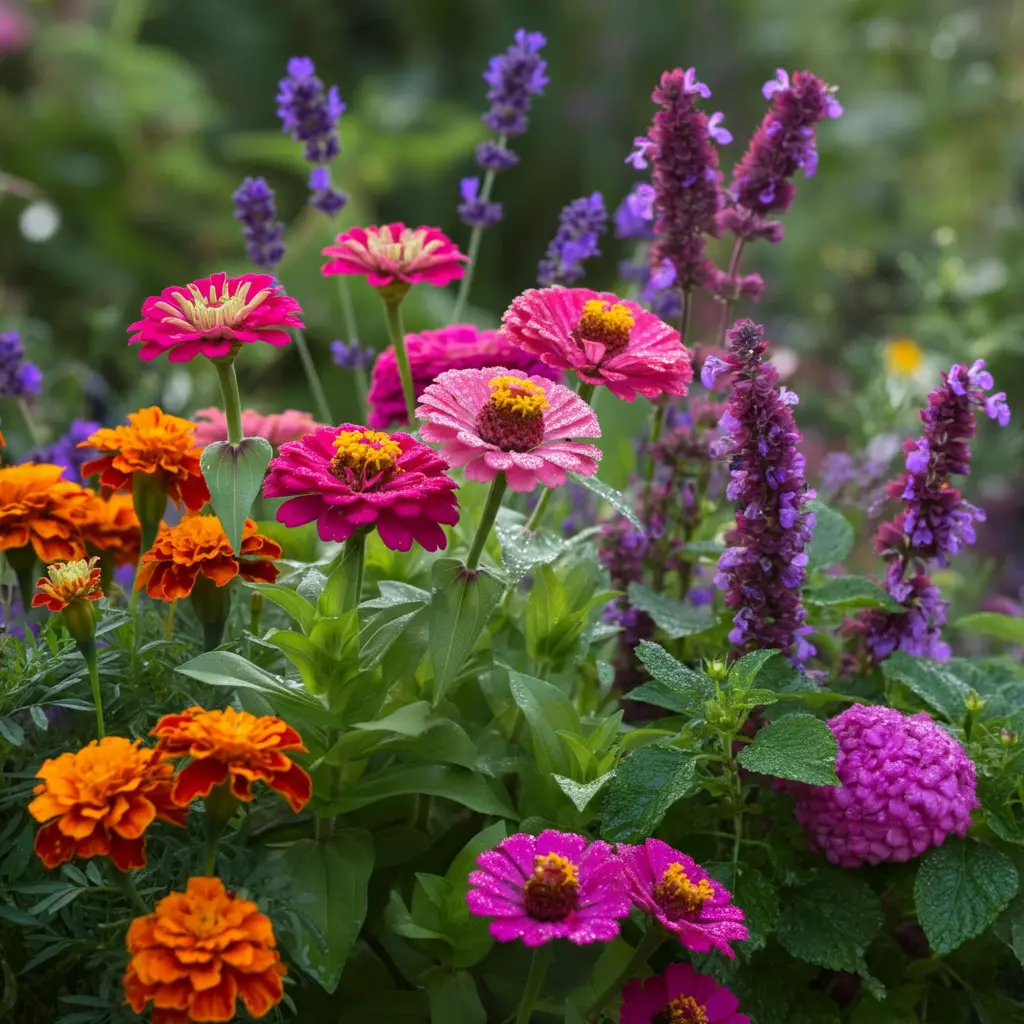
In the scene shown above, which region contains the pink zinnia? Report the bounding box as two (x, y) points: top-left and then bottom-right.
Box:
(321, 223), (469, 289)
(620, 963), (750, 1024)
(416, 367), (601, 492)
(466, 830), (630, 947)
(128, 272), (303, 363)
(367, 323), (559, 429)
(501, 287), (693, 401)
(619, 839), (748, 958)
(262, 424), (459, 551)
(192, 408), (322, 448)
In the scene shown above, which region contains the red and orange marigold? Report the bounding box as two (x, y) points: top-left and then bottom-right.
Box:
(151, 707), (311, 813)
(32, 556), (103, 612)
(123, 876), (286, 1024)
(0, 463), (92, 563)
(28, 737), (186, 872)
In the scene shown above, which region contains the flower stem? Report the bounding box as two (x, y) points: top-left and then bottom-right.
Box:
(79, 637), (104, 739)
(585, 927), (665, 1021)
(204, 828), (221, 877)
(717, 237), (746, 347)
(466, 474), (508, 570)
(293, 327), (334, 426)
(213, 358), (244, 445)
(115, 869), (149, 916)
(381, 298), (417, 427)
(514, 944), (552, 1024)
(323, 527), (367, 612)
(16, 397), (43, 447)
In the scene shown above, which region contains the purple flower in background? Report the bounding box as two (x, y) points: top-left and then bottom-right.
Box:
(614, 183), (655, 240)
(308, 166), (347, 216)
(537, 192), (608, 287)
(458, 177), (503, 229)
(475, 140), (520, 172)
(0, 332), (42, 399)
(330, 339), (376, 371)
(711, 320), (816, 664)
(232, 177), (286, 270)
(481, 29), (549, 138)
(860, 570), (950, 662)
(25, 418), (101, 485)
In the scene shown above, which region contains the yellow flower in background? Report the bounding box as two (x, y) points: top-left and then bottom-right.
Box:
(884, 338), (925, 378)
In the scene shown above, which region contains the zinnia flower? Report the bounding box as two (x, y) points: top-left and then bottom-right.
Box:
(787, 704), (978, 868)
(78, 491), (142, 567)
(0, 463), (92, 563)
(621, 963), (750, 1024)
(80, 407), (210, 512)
(322, 223), (469, 290)
(366, 323), (558, 429)
(151, 706), (311, 813)
(28, 737), (186, 871)
(32, 556), (102, 612)
(466, 830), (630, 946)
(136, 516), (281, 602)
(416, 367), (602, 492)
(191, 407), (322, 448)
(263, 425), (460, 551)
(128, 272), (304, 363)
(501, 287), (693, 402)
(619, 839), (748, 957)
(124, 876), (286, 1023)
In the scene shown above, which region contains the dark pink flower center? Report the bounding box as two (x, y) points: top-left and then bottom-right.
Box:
(521, 852), (579, 921)
(475, 375), (548, 452)
(571, 299), (635, 359)
(653, 996), (710, 1024)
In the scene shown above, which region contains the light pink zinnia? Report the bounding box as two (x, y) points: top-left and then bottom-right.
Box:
(367, 323), (560, 429)
(321, 223), (469, 289)
(128, 272), (303, 363)
(192, 408), (322, 448)
(262, 424), (459, 551)
(619, 839), (748, 958)
(416, 367), (602, 492)
(620, 963), (750, 1024)
(501, 286), (693, 402)
(466, 830), (630, 947)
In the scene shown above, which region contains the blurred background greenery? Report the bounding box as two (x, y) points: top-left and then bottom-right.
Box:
(1, 0), (1022, 597)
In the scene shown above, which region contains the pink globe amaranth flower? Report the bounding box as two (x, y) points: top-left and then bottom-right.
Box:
(466, 829), (630, 947)
(619, 839), (748, 958)
(501, 286), (693, 402)
(416, 367), (602, 493)
(262, 424), (460, 551)
(192, 408), (322, 448)
(321, 223), (469, 289)
(128, 273), (303, 363)
(788, 704), (979, 869)
(367, 323), (560, 429)
(621, 962), (750, 1024)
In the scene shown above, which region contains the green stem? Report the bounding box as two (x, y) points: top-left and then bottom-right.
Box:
(204, 822), (224, 877)
(514, 944), (552, 1024)
(164, 599), (177, 639)
(720, 732), (743, 882)
(381, 299), (417, 427)
(585, 927), (665, 1021)
(717, 237), (746, 347)
(16, 398), (43, 447)
(115, 869), (150, 915)
(79, 638), (104, 739)
(315, 814), (335, 842)
(293, 327), (334, 426)
(213, 359), (244, 445)
(466, 474), (508, 570)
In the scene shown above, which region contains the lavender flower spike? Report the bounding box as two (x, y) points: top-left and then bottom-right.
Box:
(0, 331), (42, 399)
(537, 192), (608, 287)
(481, 29), (549, 138)
(458, 177), (503, 229)
(232, 177), (286, 270)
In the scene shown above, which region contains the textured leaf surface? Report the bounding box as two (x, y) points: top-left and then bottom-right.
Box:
(737, 713), (839, 786)
(953, 612), (1024, 645)
(808, 575), (905, 612)
(628, 583), (716, 639)
(200, 436), (272, 555)
(881, 651), (971, 722)
(706, 863), (779, 953)
(728, 649), (781, 691)
(636, 641), (714, 706)
(552, 771), (616, 812)
(807, 500), (853, 569)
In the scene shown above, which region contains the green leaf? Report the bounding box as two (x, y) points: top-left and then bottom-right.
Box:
(0, 717), (25, 747)
(705, 863), (779, 953)
(424, 969), (486, 1024)
(568, 472), (643, 532)
(635, 640), (714, 708)
(914, 839), (1020, 955)
(807, 576), (905, 612)
(807, 500), (854, 569)
(525, 563), (570, 663)
(628, 582), (716, 639)
(600, 745), (700, 842)
(728, 649), (781, 691)
(552, 771), (616, 812)
(508, 670), (580, 777)
(737, 713), (840, 786)
(318, 535), (367, 618)
(428, 558), (504, 706)
(495, 511), (567, 585)
(244, 581), (317, 634)
(881, 651), (971, 722)
(281, 830), (374, 993)
(953, 612), (1024, 645)
(200, 437), (273, 555)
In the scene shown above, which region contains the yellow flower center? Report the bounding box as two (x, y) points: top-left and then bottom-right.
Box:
(521, 853), (580, 921)
(653, 863), (715, 918)
(487, 376), (549, 417)
(573, 299), (635, 358)
(884, 338), (925, 377)
(366, 225), (442, 268)
(41, 557), (101, 602)
(154, 280), (273, 335)
(330, 429), (402, 482)
(476, 376), (549, 451)
(653, 996), (710, 1024)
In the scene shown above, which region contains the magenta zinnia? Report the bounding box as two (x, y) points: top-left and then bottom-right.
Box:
(466, 830), (630, 946)
(621, 963), (750, 1024)
(128, 272), (303, 363)
(619, 839), (748, 957)
(262, 424), (459, 551)
(192, 407), (322, 448)
(417, 367), (601, 492)
(501, 287), (693, 401)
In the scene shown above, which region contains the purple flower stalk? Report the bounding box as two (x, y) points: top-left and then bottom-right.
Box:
(537, 192), (608, 286)
(614, 183), (655, 241)
(481, 29), (549, 139)
(25, 418), (100, 485)
(709, 320), (816, 664)
(330, 339), (376, 371)
(475, 140), (520, 172)
(458, 177), (503, 229)
(232, 177), (286, 270)
(0, 331), (42, 399)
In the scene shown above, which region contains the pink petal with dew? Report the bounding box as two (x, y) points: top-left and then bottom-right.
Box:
(277, 494), (329, 528)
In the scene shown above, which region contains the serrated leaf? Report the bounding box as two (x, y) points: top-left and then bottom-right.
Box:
(728, 649), (781, 690)
(552, 771), (616, 812)
(807, 500), (853, 569)
(737, 713), (839, 785)
(953, 612), (1024, 645)
(808, 576), (905, 612)
(200, 436), (273, 554)
(568, 472), (643, 532)
(628, 582), (716, 639)
(635, 640), (715, 707)
(881, 651), (971, 722)
(706, 863), (779, 953)
(914, 839), (1019, 955)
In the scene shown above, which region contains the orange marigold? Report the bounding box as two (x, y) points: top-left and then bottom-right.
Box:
(79, 406), (210, 512)
(123, 876), (286, 1024)
(79, 490), (142, 566)
(136, 516), (281, 602)
(28, 737), (187, 872)
(151, 707), (311, 813)
(32, 556), (103, 612)
(0, 463), (92, 562)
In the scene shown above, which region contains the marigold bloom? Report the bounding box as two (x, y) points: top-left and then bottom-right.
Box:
(79, 491), (142, 567)
(501, 287), (693, 402)
(124, 876), (286, 1024)
(466, 830), (630, 946)
(128, 272), (303, 363)
(0, 463), (92, 562)
(191, 407), (322, 448)
(28, 737), (185, 872)
(417, 367), (602, 492)
(621, 962), (750, 1024)
(32, 556), (102, 612)
(136, 516), (281, 602)
(80, 407), (210, 512)
(322, 223), (469, 289)
(263, 424), (460, 551)
(151, 706), (311, 813)
(619, 839), (748, 957)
